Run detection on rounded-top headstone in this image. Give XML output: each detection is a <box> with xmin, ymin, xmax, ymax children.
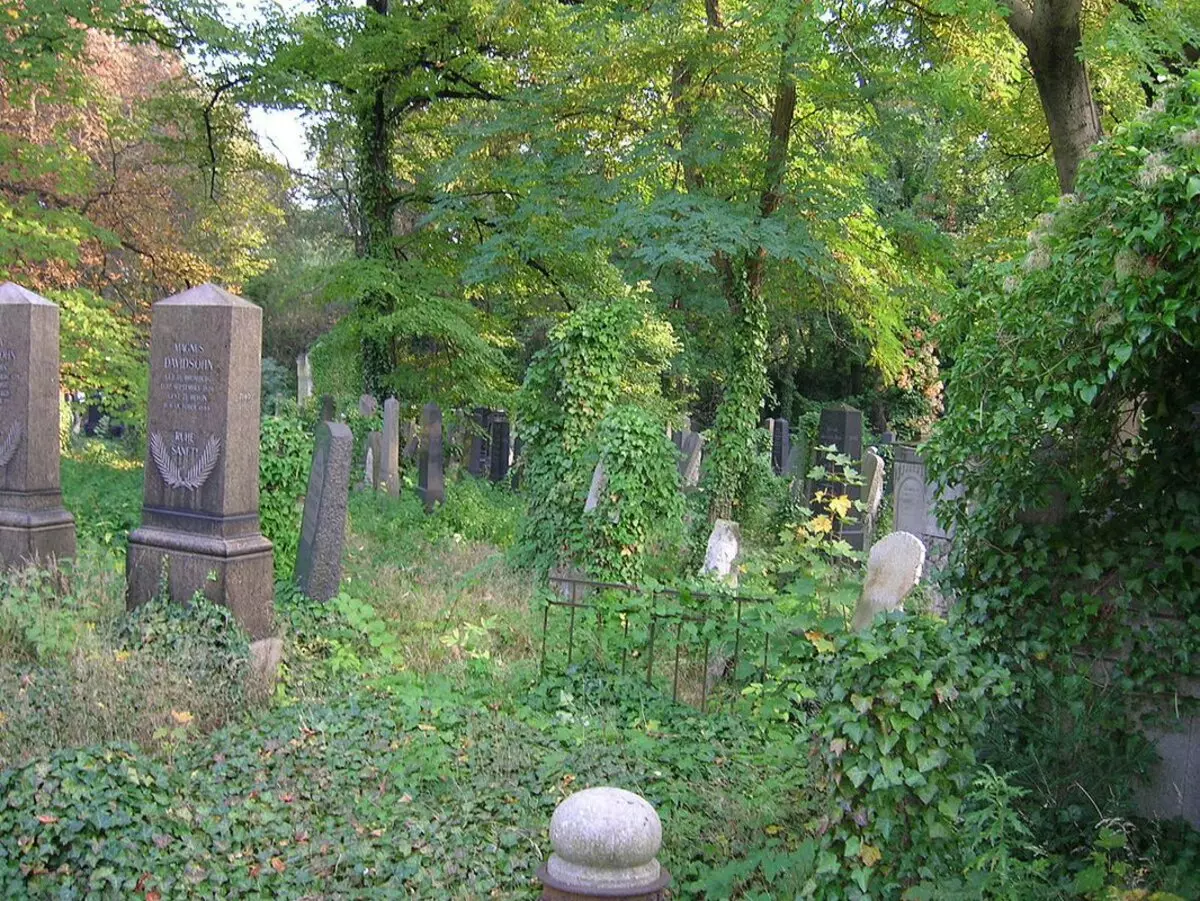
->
<box><xmin>544</xmin><ymin>787</ymin><xmax>667</xmax><ymax>895</ymax></box>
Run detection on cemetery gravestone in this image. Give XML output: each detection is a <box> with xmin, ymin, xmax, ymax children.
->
<box><xmin>679</xmin><ymin>431</ymin><xmax>704</xmax><ymax>488</ymax></box>
<box><xmin>358</xmin><ymin>394</ymin><xmax>378</xmax><ymax>417</ymax></box>
<box><xmin>362</xmin><ymin>445</ymin><xmax>374</xmax><ymax>491</ymax></box>
<box><xmin>126</xmin><ymin>284</ymin><xmax>274</xmax><ymax>639</ymax></box>
<box><xmin>511</xmin><ymin>436</ymin><xmax>524</xmax><ymax>489</ymax></box>
<box><xmin>488</xmin><ymin>411</ymin><xmax>511</xmax><ymax>483</ymax></box>
<box><xmin>771</xmin><ymin>418</ymin><xmax>790</xmax><ymax>476</ymax></box>
<box><xmin>467</xmin><ymin>407</ymin><xmax>490</xmax><ymax>477</ymax></box>
<box><xmin>0</xmin><ymin>283</ymin><xmax>76</xmax><ymax>566</ymax></box>
<box><xmin>672</xmin><ymin>416</ymin><xmax>691</xmax><ymax>452</ymax></box>
<box><xmin>417</xmin><ymin>402</ymin><xmax>444</xmax><ymax>511</ymax></box>
<box><xmin>296</xmin><ymin>351</ymin><xmax>312</xmax><ymax>406</ymax></box>
<box><xmin>295</xmin><ymin>421</ymin><xmax>353</xmax><ymax>601</ymax></box>
<box><xmin>381</xmin><ymin>397</ymin><xmax>400</xmax><ymax>498</ymax></box>
<box><xmin>320</xmin><ymin>394</ymin><xmax>335</xmax><ymax>422</ymax></box>
<box><xmin>863</xmin><ymin>449</ymin><xmax>885</xmax><ymax>542</ymax></box>
<box><xmin>851</xmin><ymin>531</ymin><xmax>926</xmax><ymax>631</ymax></box>
<box><xmin>401</xmin><ymin>421</ymin><xmax>419</xmax><ymax>461</ymax></box>
<box><xmin>701</xmin><ymin>519</ymin><xmax>741</xmax><ymax>585</ymax></box>
<box><xmin>812</xmin><ymin>404</ymin><xmax>865</xmax><ymax>549</ymax></box>
<box><xmin>367</xmin><ymin>430</ymin><xmax>383</xmax><ymax>489</ymax></box>
<box><xmin>584</xmin><ymin>461</ymin><xmax>607</xmax><ymax>513</ymax></box>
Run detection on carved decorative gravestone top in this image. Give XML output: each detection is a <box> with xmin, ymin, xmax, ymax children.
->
<box><xmin>0</xmin><ymin>283</ymin><xmax>75</xmax><ymax>566</ymax></box>
<box><xmin>126</xmin><ymin>284</ymin><xmax>274</xmax><ymax>639</ymax></box>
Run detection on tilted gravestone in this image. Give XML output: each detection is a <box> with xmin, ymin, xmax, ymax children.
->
<box><xmin>467</xmin><ymin>407</ymin><xmax>490</xmax><ymax>477</ymax></box>
<box><xmin>679</xmin><ymin>430</ymin><xmax>704</xmax><ymax>488</ymax></box>
<box><xmin>488</xmin><ymin>411</ymin><xmax>511</xmax><ymax>483</ymax></box>
<box><xmin>0</xmin><ymin>283</ymin><xmax>76</xmax><ymax>566</ymax></box>
<box><xmin>862</xmin><ymin>449</ymin><xmax>886</xmax><ymax>543</ymax></box>
<box><xmin>295</xmin><ymin>421</ymin><xmax>352</xmax><ymax>601</ymax></box>
<box><xmin>851</xmin><ymin>531</ymin><xmax>925</xmax><ymax>631</ymax></box>
<box><xmin>584</xmin><ymin>460</ymin><xmax>607</xmax><ymax>513</ymax></box>
<box><xmin>771</xmin><ymin>418</ymin><xmax>790</xmax><ymax>476</ymax></box>
<box><xmin>126</xmin><ymin>284</ymin><xmax>274</xmax><ymax>639</ymax></box>
<box><xmin>417</xmin><ymin>402</ymin><xmax>444</xmax><ymax>511</ymax></box>
<box><xmin>296</xmin><ymin>351</ymin><xmax>312</xmax><ymax>406</ymax></box>
<box><xmin>811</xmin><ymin>404</ymin><xmax>865</xmax><ymax>549</ymax></box>
<box><xmin>381</xmin><ymin>397</ymin><xmax>400</xmax><ymax>498</ymax></box>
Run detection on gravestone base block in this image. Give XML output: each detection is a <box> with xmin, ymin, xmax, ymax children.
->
<box><xmin>0</xmin><ymin>507</ymin><xmax>76</xmax><ymax>566</ymax></box>
<box><xmin>126</xmin><ymin>527</ymin><xmax>274</xmax><ymax>639</ymax></box>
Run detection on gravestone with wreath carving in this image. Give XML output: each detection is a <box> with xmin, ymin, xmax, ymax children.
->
<box><xmin>126</xmin><ymin>284</ymin><xmax>274</xmax><ymax>639</ymax></box>
<box><xmin>0</xmin><ymin>283</ymin><xmax>76</xmax><ymax>567</ymax></box>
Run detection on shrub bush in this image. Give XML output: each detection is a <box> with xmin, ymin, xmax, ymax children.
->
<box><xmin>258</xmin><ymin>414</ymin><xmax>313</xmax><ymax>578</ymax></box>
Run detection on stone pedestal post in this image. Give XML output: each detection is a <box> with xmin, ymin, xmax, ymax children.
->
<box><xmin>126</xmin><ymin>284</ymin><xmax>274</xmax><ymax>639</ymax></box>
<box><xmin>538</xmin><ymin>787</ymin><xmax>671</xmax><ymax>901</ymax></box>
<box><xmin>0</xmin><ymin>283</ymin><xmax>75</xmax><ymax>566</ymax></box>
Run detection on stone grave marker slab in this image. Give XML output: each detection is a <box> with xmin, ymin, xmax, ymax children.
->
<box><xmin>126</xmin><ymin>284</ymin><xmax>274</xmax><ymax>638</ymax></box>
<box><xmin>0</xmin><ymin>283</ymin><xmax>76</xmax><ymax>566</ymax></box>
<box><xmin>488</xmin><ymin>411</ymin><xmax>511</xmax><ymax>483</ymax></box>
<box><xmin>417</xmin><ymin>402</ymin><xmax>444</xmax><ymax>511</ymax></box>
<box><xmin>295</xmin><ymin>421</ymin><xmax>352</xmax><ymax>601</ymax></box>
<box><xmin>382</xmin><ymin>397</ymin><xmax>400</xmax><ymax>498</ymax></box>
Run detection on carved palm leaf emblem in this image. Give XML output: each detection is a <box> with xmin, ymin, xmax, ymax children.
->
<box><xmin>0</xmin><ymin>421</ymin><xmax>21</xmax><ymax>468</ymax></box>
<box><xmin>150</xmin><ymin>432</ymin><xmax>221</xmax><ymax>491</ymax></box>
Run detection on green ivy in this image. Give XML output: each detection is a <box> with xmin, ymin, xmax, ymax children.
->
<box><xmin>258</xmin><ymin>415</ymin><xmax>313</xmax><ymax>579</ymax></box>
<box><xmin>926</xmin><ymin>72</ymin><xmax>1200</xmax><ymax>849</ymax></box>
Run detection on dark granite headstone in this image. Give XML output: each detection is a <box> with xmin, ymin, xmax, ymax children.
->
<box><xmin>679</xmin><ymin>430</ymin><xmax>704</xmax><ymax>488</ymax></box>
<box><xmin>126</xmin><ymin>284</ymin><xmax>274</xmax><ymax>639</ymax></box>
<box><xmin>381</xmin><ymin>397</ymin><xmax>400</xmax><ymax>498</ymax></box>
<box><xmin>488</xmin><ymin>412</ymin><xmax>510</xmax><ymax>483</ymax></box>
<box><xmin>319</xmin><ymin>394</ymin><xmax>335</xmax><ymax>422</ymax></box>
<box><xmin>812</xmin><ymin>404</ymin><xmax>865</xmax><ymax>550</ymax></box>
<box><xmin>417</xmin><ymin>402</ymin><xmax>444</xmax><ymax>512</ymax></box>
<box><xmin>0</xmin><ymin>283</ymin><xmax>75</xmax><ymax>566</ymax></box>
<box><xmin>467</xmin><ymin>407</ymin><xmax>490</xmax><ymax>477</ymax></box>
<box><xmin>296</xmin><ymin>421</ymin><xmax>352</xmax><ymax>601</ymax></box>
<box><xmin>771</xmin><ymin>418</ymin><xmax>790</xmax><ymax>476</ymax></box>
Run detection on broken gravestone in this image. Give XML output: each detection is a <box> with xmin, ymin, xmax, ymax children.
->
<box><xmin>850</xmin><ymin>531</ymin><xmax>926</xmax><ymax>631</ymax></box>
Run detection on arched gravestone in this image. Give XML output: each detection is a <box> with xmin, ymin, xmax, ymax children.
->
<box><xmin>0</xmin><ymin>283</ymin><xmax>75</xmax><ymax>566</ymax></box>
<box><xmin>126</xmin><ymin>284</ymin><xmax>274</xmax><ymax>639</ymax></box>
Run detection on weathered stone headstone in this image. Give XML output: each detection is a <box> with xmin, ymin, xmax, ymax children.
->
<box><xmin>812</xmin><ymin>404</ymin><xmax>865</xmax><ymax>549</ymax></box>
<box><xmin>295</xmin><ymin>421</ymin><xmax>352</xmax><ymax>601</ymax></box>
<box><xmin>401</xmin><ymin>421</ymin><xmax>419</xmax><ymax>461</ymax></box>
<box><xmin>679</xmin><ymin>431</ymin><xmax>704</xmax><ymax>488</ymax></box>
<box><xmin>0</xmin><ymin>283</ymin><xmax>76</xmax><ymax>566</ymax></box>
<box><xmin>367</xmin><ymin>430</ymin><xmax>383</xmax><ymax>489</ymax></box>
<box><xmin>417</xmin><ymin>402</ymin><xmax>444</xmax><ymax>511</ymax></box>
<box><xmin>381</xmin><ymin>397</ymin><xmax>400</xmax><ymax>498</ymax></box>
<box><xmin>358</xmin><ymin>394</ymin><xmax>377</xmax><ymax>417</ymax></box>
<box><xmin>771</xmin><ymin>418</ymin><xmax>790</xmax><ymax>476</ymax></box>
<box><xmin>362</xmin><ymin>445</ymin><xmax>374</xmax><ymax>491</ymax></box>
<box><xmin>296</xmin><ymin>351</ymin><xmax>312</xmax><ymax>406</ymax></box>
<box><xmin>488</xmin><ymin>411</ymin><xmax>511</xmax><ymax>483</ymax></box>
<box><xmin>701</xmin><ymin>519</ymin><xmax>741</xmax><ymax>585</ymax></box>
<box><xmin>467</xmin><ymin>407</ymin><xmax>490</xmax><ymax>477</ymax></box>
<box><xmin>672</xmin><ymin>416</ymin><xmax>691</xmax><ymax>451</ymax></box>
<box><xmin>863</xmin><ymin>449</ymin><xmax>885</xmax><ymax>543</ymax></box>
<box><xmin>584</xmin><ymin>461</ymin><xmax>607</xmax><ymax>513</ymax></box>
<box><xmin>510</xmin><ymin>436</ymin><xmax>524</xmax><ymax>489</ymax></box>
<box><xmin>851</xmin><ymin>531</ymin><xmax>925</xmax><ymax>631</ymax></box>
<box><xmin>126</xmin><ymin>284</ymin><xmax>274</xmax><ymax>638</ymax></box>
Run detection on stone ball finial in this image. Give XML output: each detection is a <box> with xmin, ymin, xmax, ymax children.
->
<box><xmin>540</xmin><ymin>787</ymin><xmax>671</xmax><ymax>898</ymax></box>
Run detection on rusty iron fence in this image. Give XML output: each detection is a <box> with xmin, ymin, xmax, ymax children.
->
<box><xmin>539</xmin><ymin>576</ymin><xmax>784</xmax><ymax>713</ymax></box>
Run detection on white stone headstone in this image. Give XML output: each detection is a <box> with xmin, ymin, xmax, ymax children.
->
<box><xmin>700</xmin><ymin>519</ymin><xmax>741</xmax><ymax>585</ymax></box>
<box><xmin>584</xmin><ymin>460</ymin><xmax>607</xmax><ymax>513</ymax></box>
<box><xmin>851</xmin><ymin>531</ymin><xmax>926</xmax><ymax>631</ymax></box>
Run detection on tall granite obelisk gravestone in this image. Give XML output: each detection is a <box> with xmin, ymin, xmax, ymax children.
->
<box><xmin>0</xmin><ymin>283</ymin><xmax>75</xmax><ymax>566</ymax></box>
<box><xmin>126</xmin><ymin>284</ymin><xmax>274</xmax><ymax>638</ymax></box>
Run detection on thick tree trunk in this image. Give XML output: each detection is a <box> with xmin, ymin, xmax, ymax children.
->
<box><xmin>1003</xmin><ymin>0</ymin><xmax>1102</xmax><ymax>193</ymax></box>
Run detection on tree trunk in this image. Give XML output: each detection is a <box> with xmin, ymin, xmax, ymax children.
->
<box><xmin>1003</xmin><ymin>0</ymin><xmax>1102</xmax><ymax>193</ymax></box>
